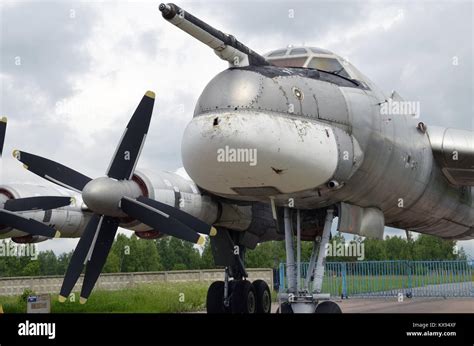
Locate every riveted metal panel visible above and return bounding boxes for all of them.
[194,69,264,115]
[331,127,357,182]
[195,68,350,120]
[258,76,319,118]
[313,81,349,125]
[254,76,292,114]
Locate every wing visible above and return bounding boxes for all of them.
[428,126,474,186]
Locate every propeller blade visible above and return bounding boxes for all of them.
[0,117,6,157]
[0,209,60,238]
[120,197,205,245]
[106,91,155,180]
[4,196,73,212]
[13,150,92,193]
[79,216,118,303]
[136,196,217,236]
[58,214,101,301]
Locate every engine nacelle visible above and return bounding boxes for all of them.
[11,234,49,244]
[0,183,89,239]
[126,170,274,239]
[123,170,220,233]
[135,230,164,240]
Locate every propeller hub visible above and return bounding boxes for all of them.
[82,177,142,217]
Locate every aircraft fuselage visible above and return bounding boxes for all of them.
[182,64,474,240]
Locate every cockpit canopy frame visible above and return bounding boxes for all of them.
[264,46,367,84]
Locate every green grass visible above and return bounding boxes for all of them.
[0,282,211,313]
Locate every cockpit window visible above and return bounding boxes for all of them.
[310,47,331,54]
[289,48,308,55]
[269,57,307,68]
[267,49,287,57]
[307,57,351,79]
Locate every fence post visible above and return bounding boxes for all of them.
[406,261,412,298]
[341,262,347,299]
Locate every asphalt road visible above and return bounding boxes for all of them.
[272,298,474,313]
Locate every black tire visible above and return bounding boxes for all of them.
[231,280,256,314]
[314,301,342,313]
[252,280,271,314]
[276,302,293,314]
[206,281,226,313]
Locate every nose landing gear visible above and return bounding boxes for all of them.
[277,207,342,314]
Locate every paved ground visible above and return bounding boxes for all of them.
[272,298,474,313]
[351,282,474,298]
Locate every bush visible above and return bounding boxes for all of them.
[18,288,36,305]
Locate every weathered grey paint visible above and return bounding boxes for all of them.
[191,63,473,240]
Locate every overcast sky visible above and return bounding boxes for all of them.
[0,0,473,257]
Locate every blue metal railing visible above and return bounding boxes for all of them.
[278,260,474,298]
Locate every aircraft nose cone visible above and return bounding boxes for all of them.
[181,111,339,197]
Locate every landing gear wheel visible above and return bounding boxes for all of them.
[314,301,342,313]
[252,280,271,314]
[231,280,256,314]
[206,281,226,313]
[276,302,293,314]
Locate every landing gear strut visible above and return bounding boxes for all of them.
[277,207,342,313]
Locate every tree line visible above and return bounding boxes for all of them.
[0,233,467,277]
